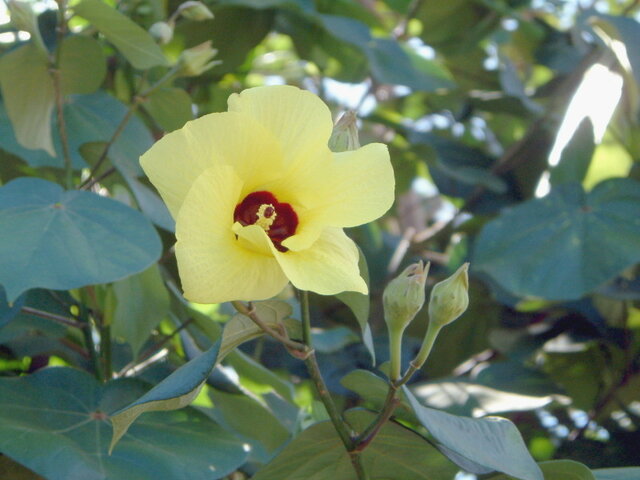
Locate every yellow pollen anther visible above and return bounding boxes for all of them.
[256,204,277,231]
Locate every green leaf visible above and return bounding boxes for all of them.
[64,92,152,175]
[111,265,170,356]
[125,176,175,232]
[411,379,561,417]
[73,0,168,69]
[311,326,359,353]
[415,0,497,54]
[110,339,221,452]
[0,177,161,302]
[341,369,391,402]
[0,92,153,172]
[59,35,107,95]
[252,409,458,479]
[0,367,247,480]
[550,118,595,186]
[403,386,543,480]
[593,467,640,479]
[216,0,313,10]
[593,15,640,89]
[0,43,55,155]
[474,178,640,300]
[336,246,376,363]
[0,286,24,328]
[208,389,292,453]
[225,349,296,402]
[172,8,274,76]
[143,88,194,132]
[318,14,450,92]
[489,460,595,480]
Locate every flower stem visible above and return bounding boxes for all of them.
[300,290,312,346]
[304,351,354,445]
[298,291,367,479]
[354,385,399,452]
[388,327,404,382]
[411,322,443,374]
[51,0,73,189]
[354,324,443,453]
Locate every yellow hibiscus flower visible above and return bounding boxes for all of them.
[141,85,394,303]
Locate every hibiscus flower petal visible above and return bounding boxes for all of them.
[141,111,284,218]
[281,143,394,251]
[227,85,333,171]
[175,165,288,303]
[272,228,367,295]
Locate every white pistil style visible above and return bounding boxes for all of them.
[255,203,277,231]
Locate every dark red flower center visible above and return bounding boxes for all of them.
[233,191,298,252]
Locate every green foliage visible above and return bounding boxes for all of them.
[0,177,161,301]
[0,43,55,154]
[1,0,640,478]
[109,340,222,451]
[111,265,170,355]
[73,0,168,69]
[474,179,640,300]
[0,367,248,480]
[253,410,460,479]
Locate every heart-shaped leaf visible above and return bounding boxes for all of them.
[252,409,458,479]
[474,179,640,300]
[0,177,161,301]
[0,367,247,480]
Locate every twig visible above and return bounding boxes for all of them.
[298,291,367,478]
[354,386,400,451]
[79,100,141,190]
[116,316,194,377]
[20,306,86,329]
[51,0,73,188]
[231,301,306,352]
[233,296,366,478]
[79,67,177,190]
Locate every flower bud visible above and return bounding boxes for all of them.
[7,0,47,53]
[329,110,360,152]
[176,41,220,77]
[149,21,174,45]
[177,1,214,21]
[384,261,429,334]
[428,263,469,328]
[7,0,38,34]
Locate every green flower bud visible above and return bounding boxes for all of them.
[176,41,220,77]
[177,1,214,21]
[149,21,174,45]
[329,110,360,152]
[7,0,46,53]
[384,261,429,334]
[384,261,429,381]
[428,263,469,328]
[7,0,37,34]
